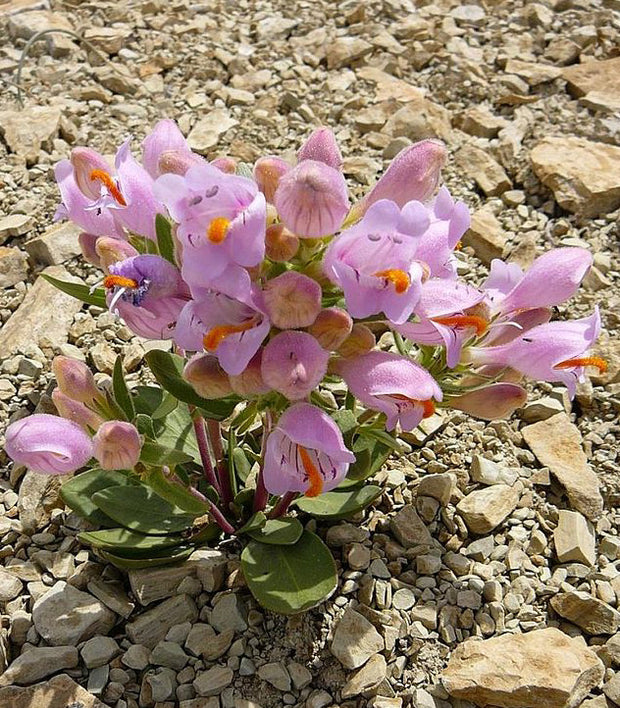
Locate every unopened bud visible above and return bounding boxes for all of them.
[211,156,237,174]
[95,237,139,271]
[307,307,353,351]
[52,356,103,406]
[449,382,527,420]
[52,389,104,431]
[265,223,299,262]
[229,351,271,396]
[158,149,205,176]
[70,147,113,200]
[78,233,101,267]
[337,324,376,358]
[183,354,233,399]
[254,156,290,203]
[93,421,142,470]
[263,271,322,329]
[297,127,343,169]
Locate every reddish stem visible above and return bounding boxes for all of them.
[206,419,233,507]
[253,411,273,513]
[191,409,221,495]
[268,491,298,519]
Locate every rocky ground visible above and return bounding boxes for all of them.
[0,0,619,706]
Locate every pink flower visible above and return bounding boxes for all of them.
[297,127,343,169]
[5,414,93,475]
[52,356,104,406]
[263,403,355,497]
[141,119,202,178]
[93,421,142,470]
[448,383,528,420]
[262,271,322,329]
[253,156,291,203]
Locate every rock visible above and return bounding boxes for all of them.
[80,636,121,669]
[603,674,620,704]
[0,646,78,686]
[550,590,620,635]
[210,593,247,633]
[203,629,234,661]
[187,109,238,154]
[0,265,84,356]
[0,106,62,164]
[520,396,565,423]
[450,4,486,24]
[17,469,66,534]
[141,667,176,703]
[417,473,456,506]
[390,505,433,547]
[457,145,512,196]
[522,414,603,519]
[0,568,23,601]
[126,595,198,648]
[383,100,452,142]
[0,247,29,288]
[87,579,135,619]
[530,137,620,217]
[122,644,151,671]
[330,608,384,669]
[562,57,620,114]
[461,106,507,139]
[326,37,373,69]
[95,66,139,95]
[287,661,312,690]
[151,641,189,670]
[357,67,424,103]
[90,341,116,373]
[341,654,387,698]
[255,14,297,39]
[0,674,106,708]
[25,222,82,266]
[258,662,291,691]
[457,484,520,534]
[193,666,234,696]
[0,214,33,244]
[442,627,604,708]
[463,207,506,265]
[7,11,74,57]
[326,523,369,547]
[83,27,129,54]
[504,59,562,86]
[470,456,519,486]
[32,581,116,646]
[554,510,596,566]
[184,623,215,657]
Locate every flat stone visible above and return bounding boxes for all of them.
[0,214,33,244]
[461,106,507,139]
[258,662,291,691]
[551,590,620,635]
[184,623,215,657]
[25,222,82,266]
[193,666,234,697]
[0,265,84,356]
[287,661,312,690]
[0,567,23,601]
[210,593,247,633]
[150,641,189,670]
[330,608,384,669]
[126,595,198,649]
[383,100,451,142]
[531,137,620,217]
[0,247,29,288]
[504,59,562,86]
[0,646,78,686]
[563,57,620,114]
[326,36,373,69]
[122,644,151,671]
[457,145,512,196]
[7,11,74,57]
[554,510,596,566]
[463,207,506,265]
[0,105,62,164]
[0,674,106,708]
[457,484,520,534]
[522,413,603,519]
[417,473,456,506]
[357,67,425,103]
[203,629,234,661]
[32,581,116,646]
[470,456,519,486]
[341,654,387,698]
[521,396,565,423]
[442,627,604,708]
[390,504,433,547]
[80,635,121,669]
[87,579,135,618]
[187,109,238,155]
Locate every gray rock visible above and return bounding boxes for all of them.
[0,247,29,288]
[390,505,432,548]
[0,214,33,244]
[121,643,151,670]
[210,593,247,633]
[330,608,384,669]
[184,623,216,657]
[125,595,198,648]
[151,641,189,670]
[0,646,78,686]
[193,665,234,697]
[0,568,23,602]
[258,662,291,691]
[287,661,312,690]
[417,473,456,505]
[80,635,120,669]
[0,675,106,708]
[470,456,519,486]
[25,222,82,266]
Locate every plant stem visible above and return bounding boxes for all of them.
[206,419,233,507]
[253,410,273,513]
[268,491,298,519]
[207,499,236,535]
[191,409,221,495]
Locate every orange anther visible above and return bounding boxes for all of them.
[299,446,323,498]
[431,314,488,336]
[202,320,256,352]
[373,268,410,294]
[207,217,231,244]
[391,394,435,418]
[90,169,127,206]
[554,356,607,373]
[103,274,138,289]
[422,399,435,418]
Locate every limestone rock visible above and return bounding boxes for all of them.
[126,595,198,649]
[470,456,519,486]
[551,590,620,635]
[331,608,384,669]
[463,207,506,265]
[341,654,387,698]
[7,11,74,57]
[210,593,247,633]
[0,106,62,164]
[554,510,596,566]
[80,636,121,669]
[357,67,424,103]
[187,109,238,154]
[442,627,604,708]
[25,222,82,266]
[0,247,29,288]
[530,137,620,217]
[0,674,106,708]
[563,57,620,114]
[0,646,78,687]
[457,145,512,196]
[461,106,507,139]
[326,37,373,69]
[522,413,603,519]
[383,100,451,142]
[390,505,433,547]
[0,568,23,602]
[504,59,562,86]
[0,214,33,244]
[457,484,520,534]
[417,473,456,506]
[32,581,116,646]
[258,662,291,691]
[193,666,234,697]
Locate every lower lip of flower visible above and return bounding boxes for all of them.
[298,446,323,497]
[207,217,231,244]
[90,169,127,206]
[391,394,435,418]
[103,275,139,289]
[203,319,257,351]
[553,356,607,373]
[431,314,488,336]
[373,268,410,294]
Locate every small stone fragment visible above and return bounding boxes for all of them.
[457,485,520,534]
[550,590,620,635]
[341,654,387,698]
[126,595,198,648]
[0,675,106,708]
[554,510,596,566]
[0,646,78,687]
[187,110,238,154]
[80,636,120,669]
[390,505,433,547]
[193,666,234,697]
[330,608,384,669]
[462,207,506,265]
[258,662,291,691]
[457,145,512,196]
[470,456,519,486]
[417,473,456,506]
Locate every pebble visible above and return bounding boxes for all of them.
[331,608,384,669]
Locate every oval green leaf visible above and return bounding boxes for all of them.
[241,530,337,614]
[60,469,139,526]
[295,485,383,519]
[143,467,210,515]
[78,527,185,553]
[247,517,304,545]
[97,544,194,569]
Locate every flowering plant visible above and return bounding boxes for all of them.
[4,122,605,614]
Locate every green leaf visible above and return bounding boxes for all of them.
[241,531,337,614]
[345,437,392,483]
[41,273,107,308]
[129,233,159,255]
[155,214,176,264]
[134,414,156,438]
[145,350,239,420]
[140,441,194,468]
[236,511,266,536]
[142,467,210,515]
[113,356,135,420]
[97,544,194,569]
[232,447,253,483]
[78,527,185,553]
[295,485,382,519]
[133,386,178,419]
[247,517,303,545]
[357,426,403,451]
[153,405,200,464]
[60,469,139,526]
[91,484,197,534]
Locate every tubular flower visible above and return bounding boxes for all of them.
[264,223,300,262]
[274,159,349,238]
[5,414,93,475]
[262,271,322,329]
[95,237,139,272]
[51,389,104,431]
[337,351,443,431]
[323,199,426,324]
[141,119,200,179]
[263,403,355,497]
[469,308,604,398]
[229,350,271,397]
[448,383,528,421]
[183,353,233,399]
[52,355,104,406]
[93,421,142,471]
[153,162,266,289]
[261,331,329,401]
[253,156,291,203]
[307,307,353,351]
[297,127,343,169]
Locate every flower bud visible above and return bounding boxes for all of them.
[183,353,233,399]
[307,307,353,351]
[262,271,322,329]
[254,156,290,203]
[93,421,142,470]
[70,147,113,200]
[95,237,139,271]
[211,156,238,174]
[52,356,103,406]
[265,223,299,262]
[229,351,271,396]
[261,331,329,400]
[78,233,102,267]
[449,383,527,420]
[274,160,349,238]
[337,324,376,358]
[297,128,343,169]
[158,149,205,176]
[52,389,104,431]
[5,414,94,475]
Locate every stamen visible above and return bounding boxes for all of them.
[554,356,607,373]
[373,268,410,294]
[431,314,488,336]
[103,275,138,289]
[298,446,323,497]
[391,394,435,418]
[90,169,127,206]
[422,399,435,418]
[207,217,231,244]
[203,319,256,352]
